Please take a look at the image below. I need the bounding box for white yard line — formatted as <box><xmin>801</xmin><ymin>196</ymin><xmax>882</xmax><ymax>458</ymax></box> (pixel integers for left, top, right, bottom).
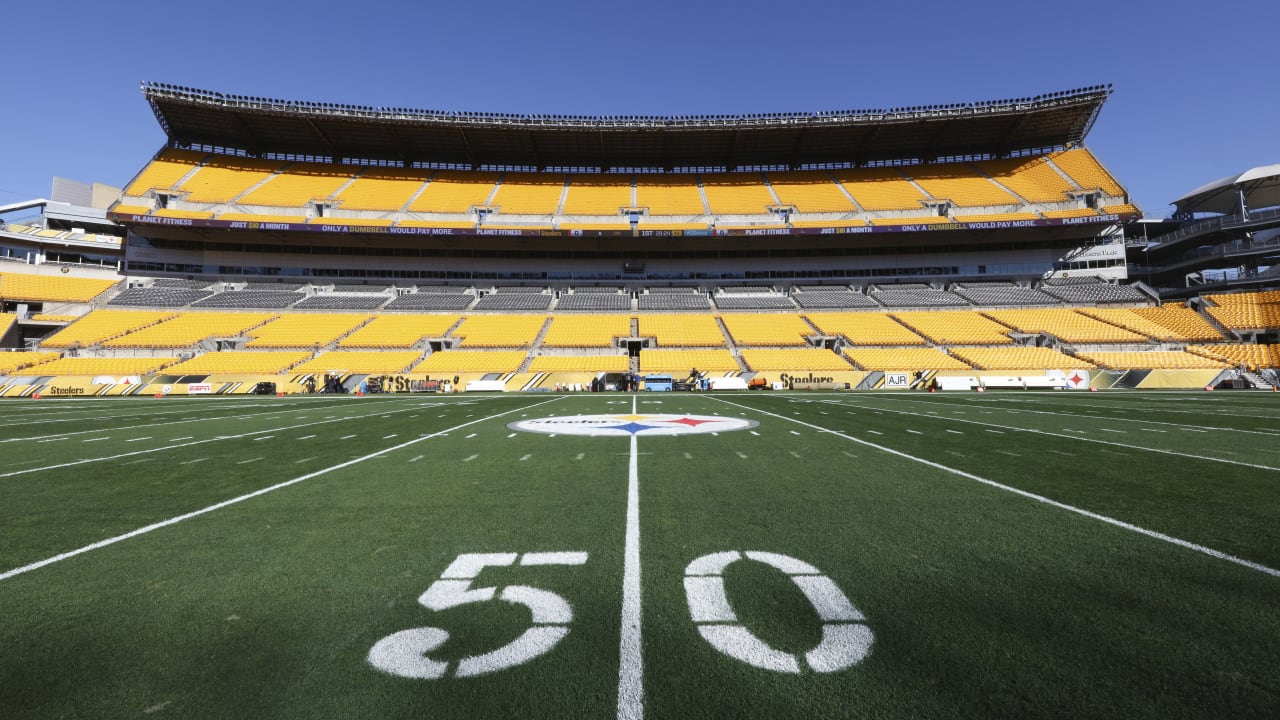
<box><xmin>709</xmin><ymin>396</ymin><xmax>1280</xmax><ymax>579</ymax></box>
<box><xmin>617</xmin><ymin>393</ymin><xmax>644</xmax><ymax>720</ymax></box>
<box><xmin>0</xmin><ymin>397</ymin><xmax>564</xmax><ymax>584</ymax></box>
<box><xmin>0</xmin><ymin>400</ymin><xmax>514</xmax><ymax>482</ymax></box>
<box><xmin>833</xmin><ymin>398</ymin><xmax>1280</xmax><ymax>473</ymax></box>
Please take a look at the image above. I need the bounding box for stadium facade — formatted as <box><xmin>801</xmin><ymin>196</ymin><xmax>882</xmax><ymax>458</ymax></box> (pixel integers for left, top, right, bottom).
<box><xmin>2</xmin><ymin>83</ymin><xmax>1279</xmax><ymax>396</ymax></box>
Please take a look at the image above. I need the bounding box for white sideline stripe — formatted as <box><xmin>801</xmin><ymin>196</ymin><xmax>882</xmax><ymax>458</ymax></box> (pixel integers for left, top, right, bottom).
<box><xmin>617</xmin><ymin>394</ymin><xmax>643</xmax><ymax>720</ymax></box>
<box><xmin>709</xmin><ymin>397</ymin><xmax>1280</xmax><ymax>579</ymax></box>
<box><xmin>841</xmin><ymin>398</ymin><xmax>1280</xmax><ymax>473</ymax></box>
<box><xmin>0</xmin><ymin>397</ymin><xmax>564</xmax><ymax>584</ymax></box>
<box><xmin>0</xmin><ymin>401</ymin><xmax>513</xmax><ymax>482</ymax></box>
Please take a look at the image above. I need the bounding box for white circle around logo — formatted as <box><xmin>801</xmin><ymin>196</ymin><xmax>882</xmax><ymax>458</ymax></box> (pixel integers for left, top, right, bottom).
<box><xmin>509</xmin><ymin>414</ymin><xmax>757</xmax><ymax>437</ymax></box>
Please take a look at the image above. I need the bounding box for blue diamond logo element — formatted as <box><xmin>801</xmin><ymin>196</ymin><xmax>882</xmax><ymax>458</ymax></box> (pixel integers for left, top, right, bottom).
<box><xmin>612</xmin><ymin>422</ymin><xmax>657</xmax><ymax>434</ymax></box>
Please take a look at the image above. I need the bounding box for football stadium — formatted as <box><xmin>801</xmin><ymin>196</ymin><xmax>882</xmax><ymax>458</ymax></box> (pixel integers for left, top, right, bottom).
<box><xmin>1</xmin><ymin>81</ymin><xmax>1278</xmax><ymax>719</ymax></box>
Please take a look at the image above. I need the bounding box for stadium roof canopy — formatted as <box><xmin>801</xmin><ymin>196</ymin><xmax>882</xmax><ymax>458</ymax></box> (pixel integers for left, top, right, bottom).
<box><xmin>1173</xmin><ymin>164</ymin><xmax>1280</xmax><ymax>216</ymax></box>
<box><xmin>143</xmin><ymin>82</ymin><xmax>1112</xmax><ymax>171</ymax></box>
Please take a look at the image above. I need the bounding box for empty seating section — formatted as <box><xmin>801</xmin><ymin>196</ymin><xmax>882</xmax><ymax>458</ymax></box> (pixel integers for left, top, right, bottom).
<box><xmin>41</xmin><ymin>310</ymin><xmax>174</xmax><ymax>348</ymax></box>
<box><xmin>528</xmin><ymin>355</ymin><xmax>628</xmax><ymax>373</ymax></box>
<box><xmin>639</xmin><ymin>349</ymin><xmax>739</xmax><ymax>373</ymax></box>
<box><xmin>239</xmin><ymin>163</ymin><xmax>352</xmax><ymax>207</ymax></box>
<box><xmin>950</xmin><ymin>347</ymin><xmax>1093</xmax><ymax>370</ymax></box>
<box><xmin>868</xmin><ymin>216</ymin><xmax>950</xmax><ymax>226</ymax></box>
<box><xmin>870</xmin><ymin>288</ymin><xmax>969</xmax><ymax>308</ymax></box>
<box><xmin>974</xmin><ymin>156</ymin><xmax>1077</xmax><ymax>203</ymax></box>
<box><xmin>806</xmin><ymin>312</ymin><xmax>926</xmax><ymax>345</ymax></box>
<box><xmin>1041</xmin><ymin>208</ymin><xmax>1101</xmax><ymax>219</ymax></box>
<box><xmin>714</xmin><ymin>294</ymin><xmax>797</xmax><ymax>310</ymax></box>
<box><xmin>384</xmin><ymin>293</ymin><xmax>475</xmax><ymax>311</ymax></box>
<box><xmin>103</xmin><ymin>312</ymin><xmax>275</xmax><ymax>348</ymax></box>
<box><xmin>1040</xmin><ymin>282</ymin><xmax>1147</xmax><ymax>304</ymax></box>
<box><xmin>767</xmin><ymin>172</ymin><xmax>855</xmax><ymax>212</ymax></box>
<box><xmin>335</xmin><ymin>169</ymin><xmax>430</xmax><ymax>211</ymax></box>
<box><xmin>1101</xmin><ymin>204</ymin><xmax>1140</xmax><ymax>216</ymax></box>
<box><xmin>557</xmin><ymin>293</ymin><xmax>631</xmax><ymax>311</ymax></box>
<box><xmin>191</xmin><ymin>291</ymin><xmax>302</xmax><ymax>309</ymax></box>
<box><xmin>541</xmin><ymin>315</ymin><xmax>631</xmax><ymax>347</ymax></box>
<box><xmin>907</xmin><ymin>163</ymin><xmax>1019</xmax><ymax>207</ymax></box>
<box><xmin>0</xmin><ymin>313</ymin><xmax>14</xmax><ymax>337</ymax></box>
<box><xmin>952</xmin><ymin>285</ymin><xmax>1057</xmax><ymax>306</ymax></box>
<box><xmin>702</xmin><ymin>173</ymin><xmax>775</xmax><ymax>215</ymax></box>
<box><xmin>639</xmin><ymin>314</ymin><xmax>724</xmax><ymax>346</ymax></box>
<box><xmin>472</xmin><ymin>293</ymin><xmax>553</xmax><ymax>311</ymax></box>
<box><xmin>954</xmin><ymin>213</ymin><xmax>1039</xmax><ymax>223</ymax></box>
<box><xmin>1189</xmin><ymin>343</ymin><xmax>1280</xmax><ymax>370</ymax></box>
<box><xmin>452</xmin><ymin>315</ymin><xmax>545</xmax><ymax>347</ymax></box>
<box><xmin>792</xmin><ymin>291</ymin><xmax>880</xmax><ymax>309</ymax></box>
<box><xmin>409</xmin><ymin>171</ymin><xmax>499</xmax><ymax>213</ymax></box>
<box><xmin>0</xmin><ymin>351</ymin><xmax>58</xmax><ymax>374</ymax></box>
<box><xmin>1076</xmin><ymin>351</ymin><xmax>1228</xmax><ymax>370</ymax></box>
<box><xmin>1131</xmin><ymin>304</ymin><xmax>1223</xmax><ymax>341</ymax></box>
<box><xmin>562</xmin><ymin>176</ymin><xmax>633</xmax><ymax>215</ymax></box>
<box><xmin>720</xmin><ymin>314</ymin><xmax>813</xmax><ymax>346</ymax></box>
<box><xmin>1051</xmin><ymin>149</ymin><xmax>1125</xmax><ymax>196</ymax></box>
<box><xmin>834</xmin><ymin>167</ymin><xmax>925</xmax><ymax>211</ymax></box>
<box><xmin>412</xmin><ymin>350</ymin><xmax>526</xmax><ymax>374</ymax></box>
<box><xmin>108</xmin><ymin>288</ymin><xmax>214</xmax><ymax>307</ymax></box>
<box><xmin>1205</xmin><ymin>291</ymin><xmax>1280</xmax><ymax>329</ymax></box>
<box><xmin>339</xmin><ymin>315</ymin><xmax>459</xmax><ymax>348</ymax></box>
<box><xmin>1077</xmin><ymin>309</ymin><xmax>1193</xmax><ymax>342</ymax></box>
<box><xmin>890</xmin><ymin>311</ymin><xmax>1012</xmax><ymax>345</ymax></box>
<box><xmin>293</xmin><ymin>351</ymin><xmax>421</xmax><ymax>374</ymax></box>
<box><xmin>637</xmin><ymin>293</ymin><xmax>711</xmax><ymax>310</ymax></box>
<box><xmin>152</xmin><ymin>209</ymin><xmax>216</xmax><ymax>220</ymax></box>
<box><xmin>163</xmin><ymin>351</ymin><xmax>310</xmax><ymax>375</ymax></box>
<box><xmin>983</xmin><ymin>309</ymin><xmax>1149</xmax><ymax>343</ymax></box>
<box><xmin>844</xmin><ymin>347</ymin><xmax>971</xmax><ymax>371</ymax></box>
<box><xmin>0</xmin><ymin>271</ymin><xmax>118</xmax><ymax>302</ymax></box>
<box><xmin>293</xmin><ymin>295</ymin><xmax>389</xmax><ymax>311</ymax></box>
<box><xmin>124</xmin><ymin>149</ymin><xmax>204</xmax><ymax>195</ymax></box>
<box><xmin>244</xmin><ymin>314</ymin><xmax>369</xmax><ymax>348</ymax></box>
<box><xmin>492</xmin><ymin>173</ymin><xmax>566</xmax><ymax>214</ymax></box>
<box><xmin>635</xmin><ymin>178</ymin><xmax>705</xmax><ymax>215</ymax></box>
<box><xmin>214</xmin><ymin>213</ymin><xmax>306</xmax><ymax>224</ymax></box>
<box><xmin>740</xmin><ymin>348</ymin><xmax>852</xmax><ymax>371</ymax></box>
<box><xmin>25</xmin><ymin>356</ymin><xmax>178</xmax><ymax>376</ymax></box>
<box><xmin>111</xmin><ymin>204</ymin><xmax>152</xmax><ymax>215</ymax></box>
<box><xmin>178</xmin><ymin>157</ymin><xmax>283</xmax><ymax>203</ymax></box>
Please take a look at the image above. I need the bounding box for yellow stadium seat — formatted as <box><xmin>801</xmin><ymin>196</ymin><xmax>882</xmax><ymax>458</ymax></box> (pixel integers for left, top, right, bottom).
<box><xmin>411</xmin><ymin>350</ymin><xmax>527</xmax><ymax>374</ymax></box>
<box><xmin>1050</xmin><ymin>149</ymin><xmax>1125</xmax><ymax>196</ymax></box>
<box><xmin>528</xmin><ymin>355</ymin><xmax>629</xmax><ymax>373</ymax></box>
<box><xmin>639</xmin><ymin>349</ymin><xmax>739</xmax><ymax>373</ymax></box>
<box><xmin>409</xmin><ymin>171</ymin><xmax>500</xmax><ymax>213</ymax></box>
<box><xmin>163</xmin><ymin>351</ymin><xmax>311</xmax><ymax>374</ymax></box>
<box><xmin>721</xmin><ymin>314</ymin><xmax>813</xmax><ymax>346</ymax></box>
<box><xmin>339</xmin><ymin>315</ymin><xmax>460</xmax><ymax>348</ymax></box>
<box><xmin>451</xmin><ymin>315</ymin><xmax>546</xmax><ymax>348</ymax></box>
<box><xmin>0</xmin><ymin>350</ymin><xmax>58</xmax><ymax>374</ymax></box>
<box><xmin>983</xmin><ymin>308</ymin><xmax>1148</xmax><ymax>343</ymax></box>
<box><xmin>41</xmin><ymin>310</ymin><xmax>175</xmax><ymax>348</ymax></box>
<box><xmin>25</xmin><ymin>356</ymin><xmax>178</xmax><ymax>376</ymax></box>
<box><xmin>806</xmin><ymin>312</ymin><xmax>927</xmax><ymax>345</ymax></box>
<box><xmin>177</xmin><ymin>157</ymin><xmax>284</xmax><ymax>204</ymax></box>
<box><xmin>844</xmin><ymin>347</ymin><xmax>972</xmax><ymax>371</ymax></box>
<box><xmin>293</xmin><ymin>351</ymin><xmax>422</xmax><ymax>374</ymax></box>
<box><xmin>741</xmin><ymin>348</ymin><xmax>853</xmax><ymax>372</ymax></box>
<box><xmin>635</xmin><ymin>178</ymin><xmax>706</xmax><ymax>215</ymax></box>
<box><xmin>637</xmin><ymin>315</ymin><xmax>725</xmax><ymax>347</ymax></box>
<box><xmin>335</xmin><ymin>169</ymin><xmax>432</xmax><ymax>211</ymax></box>
<box><xmin>124</xmin><ymin>149</ymin><xmax>206</xmax><ymax>196</ymax></box>
<box><xmin>244</xmin><ymin>314</ymin><xmax>370</xmax><ymax>348</ymax></box>
<box><xmin>949</xmin><ymin>346</ymin><xmax>1093</xmax><ymax>370</ymax></box>
<box><xmin>0</xmin><ymin>271</ymin><xmax>118</xmax><ymax>303</ymax></box>
<box><xmin>890</xmin><ymin>310</ymin><xmax>1012</xmax><ymax>345</ymax></box>
<box><xmin>541</xmin><ymin>315</ymin><xmax>632</xmax><ymax>347</ymax></box>
<box><xmin>491</xmin><ymin>173</ymin><xmax>566</xmax><ymax>215</ymax></box>
<box><xmin>104</xmin><ymin>312</ymin><xmax>276</xmax><ymax>348</ymax></box>
<box><xmin>702</xmin><ymin>173</ymin><xmax>776</xmax><ymax>215</ymax></box>
<box><xmin>905</xmin><ymin>163</ymin><xmax>1020</xmax><ymax>207</ymax></box>
<box><xmin>768</xmin><ymin>171</ymin><xmax>856</xmax><ymax>213</ymax></box>
<box><xmin>562</xmin><ymin>175</ymin><xmax>633</xmax><ymax>215</ymax></box>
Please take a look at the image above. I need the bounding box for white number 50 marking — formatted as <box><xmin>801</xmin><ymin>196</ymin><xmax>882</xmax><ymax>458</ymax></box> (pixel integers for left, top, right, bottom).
<box><xmin>368</xmin><ymin>551</ymin><xmax>588</xmax><ymax>679</ymax></box>
<box><xmin>684</xmin><ymin>551</ymin><xmax>873</xmax><ymax>673</ymax></box>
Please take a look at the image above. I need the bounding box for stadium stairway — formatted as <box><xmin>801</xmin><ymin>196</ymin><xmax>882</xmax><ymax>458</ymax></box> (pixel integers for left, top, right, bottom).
<box><xmin>1240</xmin><ymin>369</ymin><xmax>1275</xmax><ymax>390</ymax></box>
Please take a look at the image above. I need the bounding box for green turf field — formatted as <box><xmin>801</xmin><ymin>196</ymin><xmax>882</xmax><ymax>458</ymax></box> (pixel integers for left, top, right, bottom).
<box><xmin>1</xmin><ymin>391</ymin><xmax>1277</xmax><ymax>719</ymax></box>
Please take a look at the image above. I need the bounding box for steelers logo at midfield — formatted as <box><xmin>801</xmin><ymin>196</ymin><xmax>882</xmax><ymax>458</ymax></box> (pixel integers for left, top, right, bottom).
<box><xmin>509</xmin><ymin>414</ymin><xmax>757</xmax><ymax>437</ymax></box>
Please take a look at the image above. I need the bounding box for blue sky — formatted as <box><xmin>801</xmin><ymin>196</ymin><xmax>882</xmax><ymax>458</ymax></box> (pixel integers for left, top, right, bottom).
<box><xmin>1</xmin><ymin>0</ymin><xmax>1274</xmax><ymax>217</ymax></box>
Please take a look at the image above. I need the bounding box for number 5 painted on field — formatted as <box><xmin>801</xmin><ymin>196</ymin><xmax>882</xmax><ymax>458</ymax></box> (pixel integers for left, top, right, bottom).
<box><xmin>684</xmin><ymin>551</ymin><xmax>873</xmax><ymax>673</ymax></box>
<box><xmin>368</xmin><ymin>551</ymin><xmax>588</xmax><ymax>679</ymax></box>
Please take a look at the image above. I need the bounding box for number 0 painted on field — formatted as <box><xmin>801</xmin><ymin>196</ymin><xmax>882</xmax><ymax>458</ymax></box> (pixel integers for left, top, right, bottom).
<box><xmin>683</xmin><ymin>551</ymin><xmax>873</xmax><ymax>673</ymax></box>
